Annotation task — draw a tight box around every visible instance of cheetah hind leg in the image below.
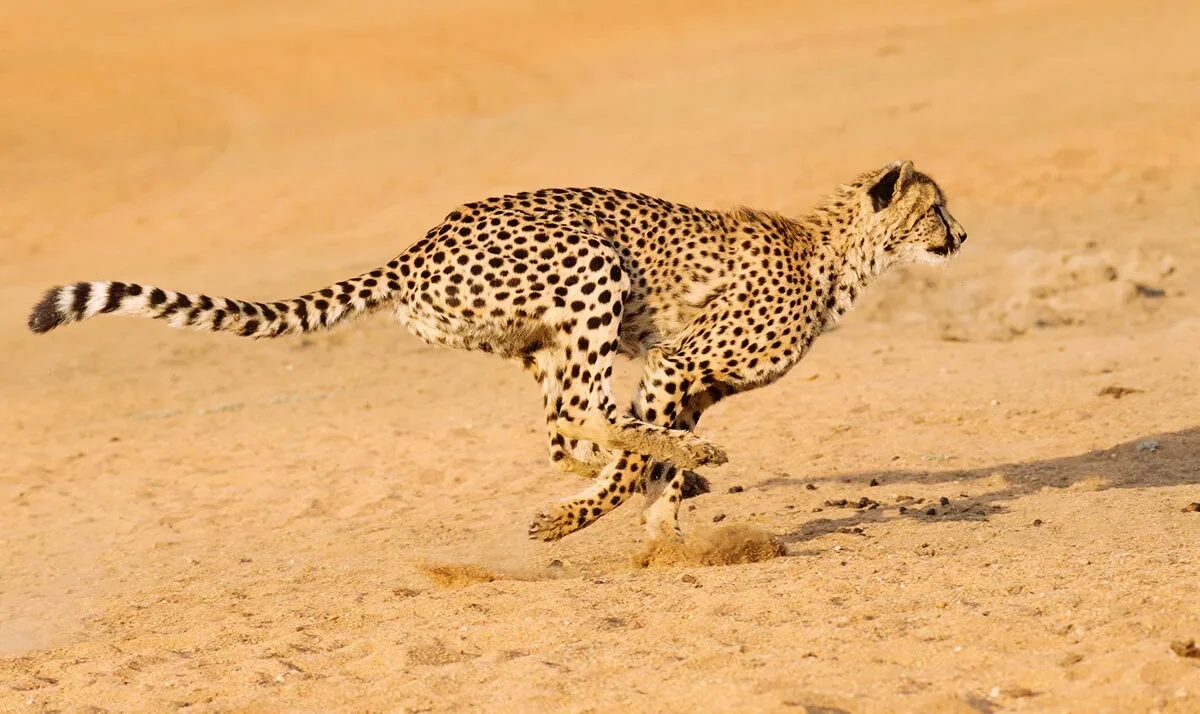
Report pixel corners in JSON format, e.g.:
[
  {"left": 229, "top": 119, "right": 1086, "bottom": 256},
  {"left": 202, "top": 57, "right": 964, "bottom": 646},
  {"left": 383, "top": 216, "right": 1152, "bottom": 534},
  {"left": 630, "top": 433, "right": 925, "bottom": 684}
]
[
  {"left": 555, "top": 418, "right": 728, "bottom": 471},
  {"left": 559, "top": 452, "right": 711, "bottom": 499}
]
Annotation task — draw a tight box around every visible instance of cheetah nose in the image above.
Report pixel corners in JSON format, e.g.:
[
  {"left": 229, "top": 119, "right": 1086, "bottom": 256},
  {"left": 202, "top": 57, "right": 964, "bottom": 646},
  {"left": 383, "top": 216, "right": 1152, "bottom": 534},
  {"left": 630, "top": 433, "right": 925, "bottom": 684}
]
[{"left": 958, "top": 233, "right": 967, "bottom": 245}]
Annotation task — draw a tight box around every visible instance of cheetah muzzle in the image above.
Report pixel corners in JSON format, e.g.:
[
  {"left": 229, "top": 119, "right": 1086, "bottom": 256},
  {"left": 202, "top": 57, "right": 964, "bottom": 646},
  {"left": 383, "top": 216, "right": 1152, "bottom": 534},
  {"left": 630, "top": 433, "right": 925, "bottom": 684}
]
[{"left": 27, "top": 159, "right": 965, "bottom": 543}]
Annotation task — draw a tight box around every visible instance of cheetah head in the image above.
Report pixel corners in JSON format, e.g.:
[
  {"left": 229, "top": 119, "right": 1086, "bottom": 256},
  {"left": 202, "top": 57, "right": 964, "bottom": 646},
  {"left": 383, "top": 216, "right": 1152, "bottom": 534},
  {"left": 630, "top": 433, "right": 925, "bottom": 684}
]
[{"left": 860, "top": 160, "right": 967, "bottom": 266}]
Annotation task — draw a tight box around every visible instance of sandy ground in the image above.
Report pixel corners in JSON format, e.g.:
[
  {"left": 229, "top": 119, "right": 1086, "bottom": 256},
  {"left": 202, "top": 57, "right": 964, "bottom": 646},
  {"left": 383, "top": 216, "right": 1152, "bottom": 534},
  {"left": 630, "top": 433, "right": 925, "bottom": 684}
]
[{"left": 2, "top": 0, "right": 1200, "bottom": 711}]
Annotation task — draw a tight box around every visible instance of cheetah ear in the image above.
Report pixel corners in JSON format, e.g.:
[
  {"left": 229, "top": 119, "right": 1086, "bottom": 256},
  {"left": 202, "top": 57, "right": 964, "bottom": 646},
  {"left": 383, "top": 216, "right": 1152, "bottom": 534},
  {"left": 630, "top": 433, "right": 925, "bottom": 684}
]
[{"left": 868, "top": 160, "right": 915, "bottom": 211}]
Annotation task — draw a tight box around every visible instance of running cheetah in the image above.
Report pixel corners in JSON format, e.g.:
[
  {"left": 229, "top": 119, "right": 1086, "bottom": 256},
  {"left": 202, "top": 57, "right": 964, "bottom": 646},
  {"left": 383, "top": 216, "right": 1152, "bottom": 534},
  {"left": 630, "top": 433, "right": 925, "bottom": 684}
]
[{"left": 27, "top": 160, "right": 966, "bottom": 542}]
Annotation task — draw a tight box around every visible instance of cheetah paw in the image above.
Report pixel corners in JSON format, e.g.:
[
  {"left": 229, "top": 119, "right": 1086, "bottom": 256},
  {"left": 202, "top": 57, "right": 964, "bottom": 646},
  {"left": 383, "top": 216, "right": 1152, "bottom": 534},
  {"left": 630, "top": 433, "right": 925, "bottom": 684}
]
[
  {"left": 528, "top": 506, "right": 589, "bottom": 542},
  {"left": 555, "top": 455, "right": 604, "bottom": 479},
  {"left": 680, "top": 471, "right": 711, "bottom": 499},
  {"left": 557, "top": 421, "right": 728, "bottom": 470}
]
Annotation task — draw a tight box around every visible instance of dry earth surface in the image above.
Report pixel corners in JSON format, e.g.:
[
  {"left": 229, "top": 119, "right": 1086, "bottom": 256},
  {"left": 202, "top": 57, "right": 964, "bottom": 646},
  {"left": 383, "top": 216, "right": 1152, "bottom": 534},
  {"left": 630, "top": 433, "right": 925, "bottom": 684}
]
[{"left": 2, "top": 0, "right": 1200, "bottom": 712}]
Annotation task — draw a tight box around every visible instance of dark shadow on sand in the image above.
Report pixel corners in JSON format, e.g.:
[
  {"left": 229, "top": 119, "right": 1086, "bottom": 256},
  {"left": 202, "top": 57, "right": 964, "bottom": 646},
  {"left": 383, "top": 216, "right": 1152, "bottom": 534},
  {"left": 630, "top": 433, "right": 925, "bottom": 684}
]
[{"left": 762, "top": 427, "right": 1200, "bottom": 545}]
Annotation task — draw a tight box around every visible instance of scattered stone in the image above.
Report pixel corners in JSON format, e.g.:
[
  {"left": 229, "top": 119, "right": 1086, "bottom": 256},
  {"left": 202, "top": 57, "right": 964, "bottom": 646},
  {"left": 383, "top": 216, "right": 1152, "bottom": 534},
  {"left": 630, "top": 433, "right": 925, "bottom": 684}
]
[
  {"left": 869, "top": 478, "right": 880, "bottom": 487},
  {"left": 824, "top": 499, "right": 848, "bottom": 508},
  {"left": 939, "top": 497, "right": 951, "bottom": 506},
  {"left": 681, "top": 574, "right": 700, "bottom": 586},
  {"left": 1033, "top": 519, "right": 1044, "bottom": 527},
  {"left": 1098, "top": 385, "right": 1142, "bottom": 399},
  {"left": 805, "top": 483, "right": 817, "bottom": 491},
  {"left": 812, "top": 507, "right": 824, "bottom": 512},
  {"left": 926, "top": 508, "right": 938, "bottom": 516},
  {"left": 712, "top": 513, "right": 727, "bottom": 523},
  {"left": 728, "top": 485, "right": 745, "bottom": 494},
  {"left": 838, "top": 527, "right": 865, "bottom": 536},
  {"left": 898, "top": 506, "right": 908, "bottom": 514},
  {"left": 1182, "top": 503, "right": 1200, "bottom": 513},
  {"left": 1136, "top": 440, "right": 1159, "bottom": 452},
  {"left": 1170, "top": 640, "right": 1199, "bottom": 658},
  {"left": 992, "top": 685, "right": 1036, "bottom": 699},
  {"left": 895, "top": 495, "right": 914, "bottom": 503}
]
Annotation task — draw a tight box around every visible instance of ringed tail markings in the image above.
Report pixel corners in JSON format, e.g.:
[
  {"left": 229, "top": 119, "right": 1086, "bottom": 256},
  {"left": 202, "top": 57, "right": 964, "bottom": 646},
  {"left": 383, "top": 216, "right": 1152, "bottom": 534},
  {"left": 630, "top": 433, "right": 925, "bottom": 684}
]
[{"left": 26, "top": 257, "right": 408, "bottom": 338}]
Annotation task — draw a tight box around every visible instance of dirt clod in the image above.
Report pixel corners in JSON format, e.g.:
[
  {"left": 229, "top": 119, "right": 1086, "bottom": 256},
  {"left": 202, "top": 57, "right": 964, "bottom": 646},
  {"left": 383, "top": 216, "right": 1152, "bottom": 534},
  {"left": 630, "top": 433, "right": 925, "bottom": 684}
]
[
  {"left": 728, "top": 485, "right": 744, "bottom": 493},
  {"left": 1170, "top": 640, "right": 1199, "bottom": 658},
  {"left": 1182, "top": 503, "right": 1200, "bottom": 513},
  {"left": 713, "top": 513, "right": 727, "bottom": 523},
  {"left": 633, "top": 524, "right": 787, "bottom": 568}
]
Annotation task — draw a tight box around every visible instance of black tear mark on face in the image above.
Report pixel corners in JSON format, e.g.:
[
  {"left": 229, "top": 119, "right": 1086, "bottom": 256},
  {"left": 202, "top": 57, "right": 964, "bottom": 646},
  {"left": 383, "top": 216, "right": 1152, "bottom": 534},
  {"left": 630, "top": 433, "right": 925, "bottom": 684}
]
[
  {"left": 927, "top": 204, "right": 954, "bottom": 255},
  {"left": 869, "top": 166, "right": 902, "bottom": 211}
]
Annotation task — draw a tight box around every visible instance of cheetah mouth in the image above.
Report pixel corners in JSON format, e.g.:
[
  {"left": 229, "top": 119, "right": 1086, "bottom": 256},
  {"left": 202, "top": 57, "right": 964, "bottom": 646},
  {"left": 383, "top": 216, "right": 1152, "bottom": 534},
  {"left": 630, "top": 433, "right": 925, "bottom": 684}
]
[{"left": 928, "top": 242, "right": 954, "bottom": 257}]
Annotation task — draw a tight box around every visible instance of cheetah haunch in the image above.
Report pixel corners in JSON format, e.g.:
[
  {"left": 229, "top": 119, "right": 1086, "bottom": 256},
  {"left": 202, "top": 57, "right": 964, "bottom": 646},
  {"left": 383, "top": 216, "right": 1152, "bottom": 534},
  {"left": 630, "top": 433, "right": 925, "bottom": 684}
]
[{"left": 27, "top": 160, "right": 966, "bottom": 542}]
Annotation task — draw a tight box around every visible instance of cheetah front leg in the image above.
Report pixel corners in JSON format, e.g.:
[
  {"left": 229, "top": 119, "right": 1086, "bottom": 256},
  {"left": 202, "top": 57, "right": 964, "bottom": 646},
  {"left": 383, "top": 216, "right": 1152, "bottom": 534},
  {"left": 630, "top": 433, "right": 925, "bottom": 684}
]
[{"left": 639, "top": 384, "right": 730, "bottom": 514}]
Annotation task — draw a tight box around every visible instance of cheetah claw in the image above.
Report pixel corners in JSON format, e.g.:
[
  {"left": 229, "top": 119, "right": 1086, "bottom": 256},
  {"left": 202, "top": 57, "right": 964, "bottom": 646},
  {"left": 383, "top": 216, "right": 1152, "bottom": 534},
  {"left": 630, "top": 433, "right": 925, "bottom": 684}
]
[{"left": 528, "top": 506, "right": 588, "bottom": 542}]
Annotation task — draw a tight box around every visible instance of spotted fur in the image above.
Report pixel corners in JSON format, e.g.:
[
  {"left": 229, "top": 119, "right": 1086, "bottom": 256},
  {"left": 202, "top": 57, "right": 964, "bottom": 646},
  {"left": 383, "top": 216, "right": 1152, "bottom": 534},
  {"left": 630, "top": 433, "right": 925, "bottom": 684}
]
[{"left": 28, "top": 160, "right": 966, "bottom": 542}]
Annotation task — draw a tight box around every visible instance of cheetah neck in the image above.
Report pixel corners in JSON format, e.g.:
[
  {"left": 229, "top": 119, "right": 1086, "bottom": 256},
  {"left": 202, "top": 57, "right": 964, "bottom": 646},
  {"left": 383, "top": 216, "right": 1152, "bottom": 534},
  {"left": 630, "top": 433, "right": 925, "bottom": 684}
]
[{"left": 798, "top": 196, "right": 886, "bottom": 324}]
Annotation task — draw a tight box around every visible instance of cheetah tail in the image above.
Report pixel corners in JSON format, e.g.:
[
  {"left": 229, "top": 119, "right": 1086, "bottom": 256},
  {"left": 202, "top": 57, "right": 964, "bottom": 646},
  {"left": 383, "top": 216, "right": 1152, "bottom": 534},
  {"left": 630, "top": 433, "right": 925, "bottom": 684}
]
[{"left": 26, "top": 261, "right": 405, "bottom": 339}]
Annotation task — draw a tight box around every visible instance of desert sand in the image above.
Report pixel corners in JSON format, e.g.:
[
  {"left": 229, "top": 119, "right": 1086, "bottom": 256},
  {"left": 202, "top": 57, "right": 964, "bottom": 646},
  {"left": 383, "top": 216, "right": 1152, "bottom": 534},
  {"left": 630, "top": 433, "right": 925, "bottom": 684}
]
[{"left": 2, "top": 0, "right": 1199, "bottom": 711}]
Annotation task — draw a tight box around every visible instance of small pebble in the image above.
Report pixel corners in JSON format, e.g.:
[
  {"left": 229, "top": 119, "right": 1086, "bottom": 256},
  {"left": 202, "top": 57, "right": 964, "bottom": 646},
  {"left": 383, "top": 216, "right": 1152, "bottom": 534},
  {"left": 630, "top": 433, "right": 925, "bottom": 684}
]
[
  {"left": 926, "top": 508, "right": 937, "bottom": 516},
  {"left": 1136, "top": 440, "right": 1159, "bottom": 452},
  {"left": 869, "top": 478, "right": 879, "bottom": 487},
  {"left": 681, "top": 574, "right": 699, "bottom": 586},
  {"left": 1033, "top": 519, "right": 1044, "bottom": 527},
  {"left": 712, "top": 513, "right": 727, "bottom": 523},
  {"left": 805, "top": 484, "right": 817, "bottom": 491},
  {"left": 1170, "top": 640, "right": 1199, "bottom": 658},
  {"left": 728, "top": 485, "right": 744, "bottom": 494},
  {"left": 898, "top": 506, "right": 908, "bottom": 514},
  {"left": 1182, "top": 502, "right": 1200, "bottom": 513},
  {"left": 939, "top": 497, "right": 950, "bottom": 506}
]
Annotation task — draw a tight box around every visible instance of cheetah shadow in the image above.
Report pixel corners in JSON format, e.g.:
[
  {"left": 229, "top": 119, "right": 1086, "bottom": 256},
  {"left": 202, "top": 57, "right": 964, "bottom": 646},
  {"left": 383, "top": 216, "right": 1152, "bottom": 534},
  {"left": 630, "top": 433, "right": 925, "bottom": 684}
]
[{"left": 761, "top": 427, "right": 1200, "bottom": 545}]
